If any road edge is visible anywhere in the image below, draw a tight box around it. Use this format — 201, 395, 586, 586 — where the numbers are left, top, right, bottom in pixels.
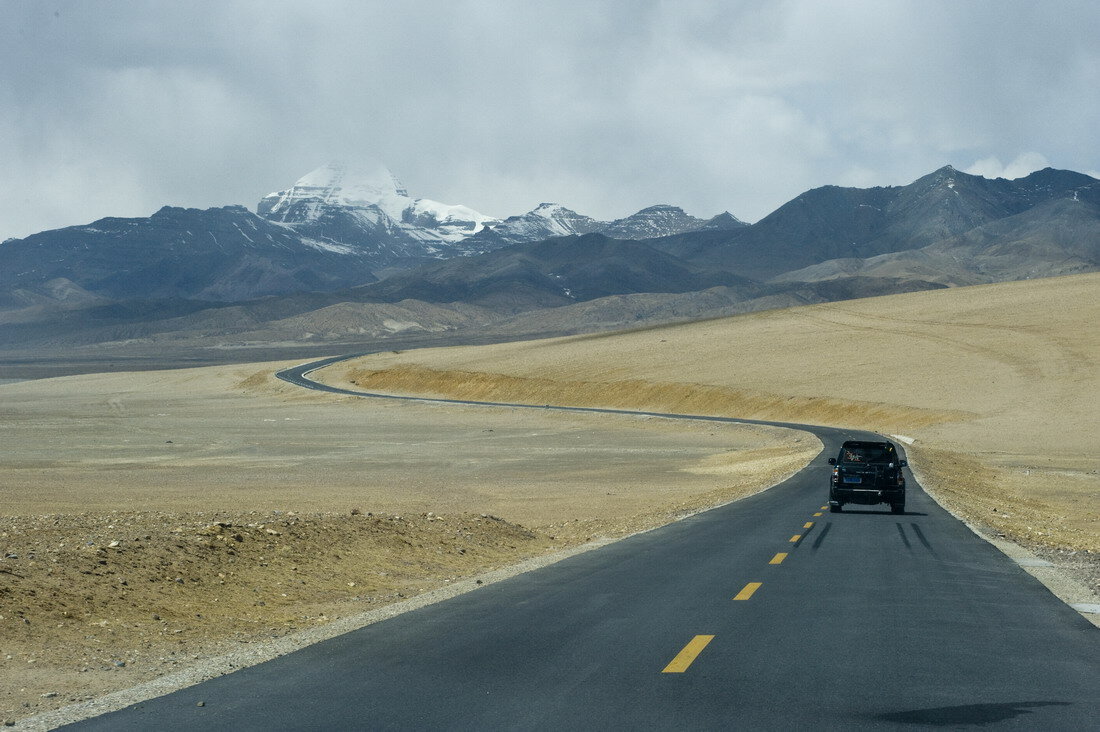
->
896, 437, 1100, 629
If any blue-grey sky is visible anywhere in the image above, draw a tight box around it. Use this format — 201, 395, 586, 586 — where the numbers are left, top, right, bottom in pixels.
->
2, 0, 1098, 240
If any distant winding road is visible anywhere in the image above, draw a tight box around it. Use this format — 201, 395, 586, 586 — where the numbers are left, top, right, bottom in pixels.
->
64, 355, 1099, 730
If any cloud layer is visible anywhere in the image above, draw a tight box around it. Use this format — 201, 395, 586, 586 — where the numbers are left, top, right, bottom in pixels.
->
2, 0, 1098, 239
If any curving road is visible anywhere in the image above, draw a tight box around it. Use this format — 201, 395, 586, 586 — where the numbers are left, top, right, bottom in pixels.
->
64, 356, 1099, 730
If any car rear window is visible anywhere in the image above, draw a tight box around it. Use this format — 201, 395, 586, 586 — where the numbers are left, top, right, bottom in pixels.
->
839, 445, 894, 463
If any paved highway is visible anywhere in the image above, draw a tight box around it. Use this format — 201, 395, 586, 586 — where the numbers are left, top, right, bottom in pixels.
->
64, 356, 1099, 729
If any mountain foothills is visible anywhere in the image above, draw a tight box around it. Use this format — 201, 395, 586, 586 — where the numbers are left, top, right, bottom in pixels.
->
0, 164, 1098, 354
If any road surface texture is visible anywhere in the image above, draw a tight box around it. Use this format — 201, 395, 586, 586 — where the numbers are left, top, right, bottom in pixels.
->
62, 357, 1099, 730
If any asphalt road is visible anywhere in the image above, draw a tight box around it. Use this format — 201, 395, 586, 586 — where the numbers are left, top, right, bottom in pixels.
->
63, 357, 1099, 730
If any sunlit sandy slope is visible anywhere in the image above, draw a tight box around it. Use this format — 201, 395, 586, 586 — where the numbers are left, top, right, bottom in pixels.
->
325, 272, 1100, 551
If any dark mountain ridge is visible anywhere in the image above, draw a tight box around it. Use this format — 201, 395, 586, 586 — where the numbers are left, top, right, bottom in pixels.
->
654, 166, 1100, 280
0, 205, 379, 307
773, 194, 1100, 286
354, 232, 755, 312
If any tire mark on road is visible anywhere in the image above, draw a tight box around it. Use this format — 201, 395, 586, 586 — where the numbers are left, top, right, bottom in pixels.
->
911, 523, 936, 555
896, 522, 912, 551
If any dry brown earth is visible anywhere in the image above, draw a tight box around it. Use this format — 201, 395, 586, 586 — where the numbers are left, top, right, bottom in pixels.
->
1, 365, 814, 724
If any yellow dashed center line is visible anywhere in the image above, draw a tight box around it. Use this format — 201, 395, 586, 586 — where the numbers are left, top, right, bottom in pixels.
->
813, 512, 823, 517
733, 582, 762, 601
661, 506, 827, 673
662, 635, 715, 673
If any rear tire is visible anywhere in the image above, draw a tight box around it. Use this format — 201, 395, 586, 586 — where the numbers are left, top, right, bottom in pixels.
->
891, 502, 905, 514
829, 503, 842, 513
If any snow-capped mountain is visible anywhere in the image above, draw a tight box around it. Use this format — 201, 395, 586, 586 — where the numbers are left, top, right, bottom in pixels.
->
467, 203, 734, 250
257, 163, 500, 269
256, 163, 734, 269
600, 204, 715, 239
473, 203, 602, 245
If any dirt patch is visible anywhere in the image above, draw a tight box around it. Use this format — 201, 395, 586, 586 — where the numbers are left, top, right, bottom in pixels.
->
905, 445, 1099, 556
0, 510, 554, 723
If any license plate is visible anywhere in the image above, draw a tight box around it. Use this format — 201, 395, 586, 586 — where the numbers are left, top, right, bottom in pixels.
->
843, 476, 863, 484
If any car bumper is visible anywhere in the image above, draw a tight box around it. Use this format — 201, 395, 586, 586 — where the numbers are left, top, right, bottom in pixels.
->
831, 487, 904, 505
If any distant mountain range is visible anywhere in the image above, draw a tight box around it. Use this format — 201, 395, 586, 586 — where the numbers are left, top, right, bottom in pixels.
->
470, 202, 744, 249
1, 163, 1097, 356
651, 166, 1100, 281
0, 163, 740, 306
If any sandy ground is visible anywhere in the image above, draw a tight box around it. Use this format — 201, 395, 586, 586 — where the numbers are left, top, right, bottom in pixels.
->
4, 272, 1097, 726
0, 365, 815, 725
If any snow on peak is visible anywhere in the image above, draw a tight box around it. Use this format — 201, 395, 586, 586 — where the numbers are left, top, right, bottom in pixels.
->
258, 162, 499, 244
532, 203, 569, 218
266, 162, 408, 212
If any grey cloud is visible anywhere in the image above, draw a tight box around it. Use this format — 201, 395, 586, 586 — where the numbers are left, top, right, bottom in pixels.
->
2, 0, 1098, 241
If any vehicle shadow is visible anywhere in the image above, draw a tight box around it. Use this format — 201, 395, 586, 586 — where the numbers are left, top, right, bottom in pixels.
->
876, 701, 1069, 725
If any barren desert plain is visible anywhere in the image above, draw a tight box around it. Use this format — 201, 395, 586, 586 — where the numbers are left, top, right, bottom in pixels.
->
2, 272, 1098, 726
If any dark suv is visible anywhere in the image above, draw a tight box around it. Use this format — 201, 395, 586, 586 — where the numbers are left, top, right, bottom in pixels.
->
828, 440, 907, 514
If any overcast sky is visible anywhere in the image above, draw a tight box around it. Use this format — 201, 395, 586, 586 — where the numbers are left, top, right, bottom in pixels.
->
2, 0, 1099, 240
